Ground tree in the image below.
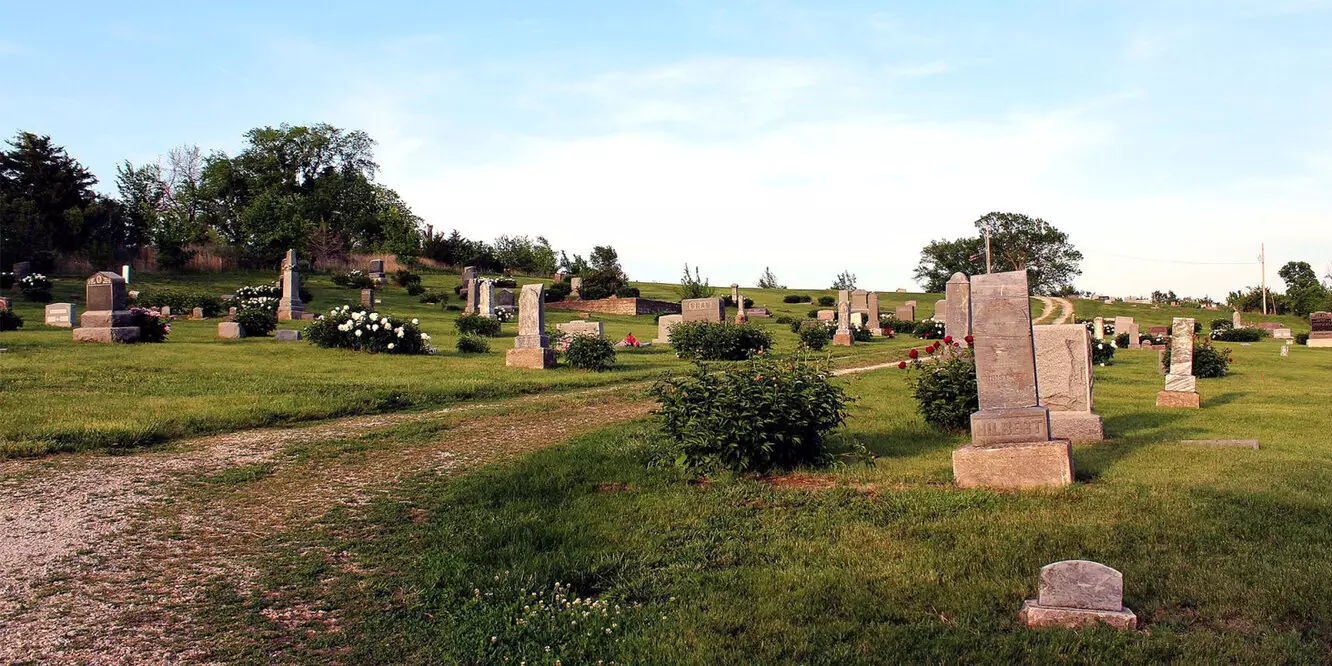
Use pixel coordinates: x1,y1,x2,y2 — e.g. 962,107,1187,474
757,266,784,290
0,131,101,267
493,235,558,275
913,237,986,292
830,270,857,291
1278,260,1330,315
679,264,716,300
581,245,629,300
974,212,1082,294
1279,261,1320,292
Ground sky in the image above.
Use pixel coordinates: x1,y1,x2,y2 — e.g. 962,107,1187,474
1,1,1330,298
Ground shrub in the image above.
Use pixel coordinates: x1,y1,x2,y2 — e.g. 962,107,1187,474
392,269,421,288
0,272,11,290
783,294,812,304
418,289,448,304
494,278,518,289
614,286,641,298
1092,339,1116,366
1296,332,1310,345
1211,326,1264,342
134,287,224,317
1211,318,1234,332
130,307,172,343
546,281,572,302
852,325,873,342
798,324,830,350
456,334,490,354
721,296,754,309
455,313,502,337
914,319,945,339
233,307,277,337
306,306,433,354
775,315,795,326
1163,341,1231,378
234,284,281,300
807,308,821,319
331,270,374,289
817,296,835,307
494,308,515,323
879,316,913,336
902,341,977,431
564,334,617,371
650,355,851,473
1193,321,1203,334
19,273,52,302
669,321,773,361
406,283,426,296
0,308,23,331
1115,332,1131,348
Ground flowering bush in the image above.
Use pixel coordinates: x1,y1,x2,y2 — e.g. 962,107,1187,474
651,354,851,473
331,269,374,289
494,308,515,324
456,313,502,337
0,308,23,331
1210,318,1234,332
234,284,281,300
306,306,433,354
900,337,977,431
19,273,52,302
1212,326,1265,342
1163,341,1232,378
798,322,831,350
130,307,172,342
1092,339,1116,366
880,315,912,335
1078,318,1115,338
668,321,773,361
563,334,616,371
233,307,277,337
1115,332,1131,348
914,319,946,340
456,334,490,354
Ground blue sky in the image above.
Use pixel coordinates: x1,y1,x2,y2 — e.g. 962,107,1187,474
2,1,1330,297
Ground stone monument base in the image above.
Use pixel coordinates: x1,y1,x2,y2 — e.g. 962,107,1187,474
73,327,141,343
1019,600,1137,630
506,347,556,369
1307,332,1332,347
1049,412,1104,442
1155,391,1200,408
953,440,1073,489
277,307,305,322
832,332,854,346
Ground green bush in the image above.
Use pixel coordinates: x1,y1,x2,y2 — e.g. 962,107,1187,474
852,326,873,342
1115,332,1131,348
798,324,830,350
903,344,978,431
1296,332,1310,345
392,269,421,288
563,334,617,371
783,294,811,304
546,281,572,302
721,296,754,309
134,287,224,317
129,307,171,343
650,355,851,473
774,315,795,326
913,319,945,339
879,316,913,336
817,296,835,307
418,289,448,304
614,286,641,298
1211,326,1264,342
1210,318,1234,332
455,334,490,354
454,313,502,337
668,321,773,361
332,270,374,289
232,307,277,337
18,274,52,302
0,309,23,331
787,319,803,334
307,307,432,354
807,308,820,319
494,278,518,289
1163,341,1232,378
1092,338,1115,366
406,283,426,296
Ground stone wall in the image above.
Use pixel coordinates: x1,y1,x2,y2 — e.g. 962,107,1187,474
546,297,681,316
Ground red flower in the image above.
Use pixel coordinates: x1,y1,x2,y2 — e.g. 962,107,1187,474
908,348,919,359
964,335,974,345
1228,357,1234,362
898,361,908,369
943,335,953,344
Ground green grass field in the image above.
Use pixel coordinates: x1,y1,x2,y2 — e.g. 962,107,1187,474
191,335,1332,664
0,271,928,456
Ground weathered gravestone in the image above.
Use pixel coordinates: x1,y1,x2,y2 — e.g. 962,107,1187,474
12,262,31,285
569,276,583,299
735,288,748,324
1112,316,1136,348
952,270,1073,489
160,306,172,317
681,298,724,324
1157,317,1200,408
850,290,869,313
496,289,515,307
557,320,604,337
463,278,480,314
368,258,386,284
1034,324,1104,442
816,309,835,322
361,288,375,312
867,292,883,335
506,284,555,369
1233,310,1243,328
44,303,76,328
833,290,854,346
218,322,245,339
933,298,947,323
1019,560,1137,630
72,272,140,343
1281,344,1289,357
731,284,740,304
1274,328,1292,339
945,273,972,340
1309,312,1332,347
191,307,205,320
461,266,478,282
275,329,302,342
894,303,916,321
477,280,496,318
1149,326,1169,337
277,249,305,321
1093,317,1105,341
653,314,683,344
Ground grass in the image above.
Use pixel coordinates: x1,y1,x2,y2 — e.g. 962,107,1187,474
197,336,1332,664
0,270,926,457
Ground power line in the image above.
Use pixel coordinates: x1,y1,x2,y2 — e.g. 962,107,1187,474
1096,251,1259,266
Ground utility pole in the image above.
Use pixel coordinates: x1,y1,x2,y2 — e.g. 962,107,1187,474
985,228,992,274
1261,243,1267,316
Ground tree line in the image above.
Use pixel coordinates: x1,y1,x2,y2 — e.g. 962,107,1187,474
913,212,1083,295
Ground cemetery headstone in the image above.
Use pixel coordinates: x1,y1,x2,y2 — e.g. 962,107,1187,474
945,273,971,340
681,298,724,323
192,307,205,320
868,292,883,335
1281,344,1289,357
0,296,10,310
653,314,683,344
461,266,478,282
1273,328,1292,339
735,288,748,324
1019,560,1137,630
1112,316,1136,348
1232,310,1242,328
361,288,375,311
1256,322,1281,332
1309,311,1332,347
1034,324,1104,441
368,258,386,284
45,303,76,328
277,249,305,321
1149,326,1169,337
833,290,853,346
160,306,171,317
275,329,302,342
121,265,131,284
506,284,555,369
1093,317,1105,341
12,262,31,285
218,322,245,339
72,272,140,343
731,284,740,304
569,276,583,299
557,320,604,337
894,303,916,321
1157,317,1200,408
816,309,835,321
477,280,496,318
497,289,515,307
850,312,864,328
463,278,480,314
933,298,947,323
953,270,1073,489
850,290,869,313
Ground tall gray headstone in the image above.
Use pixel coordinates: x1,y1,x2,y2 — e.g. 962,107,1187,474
477,279,496,318
833,289,853,346
507,283,555,369
654,314,683,344
1093,317,1105,341
463,278,480,314
868,292,883,335
1157,317,1199,407
277,249,304,321
945,273,971,340
1034,324,1104,441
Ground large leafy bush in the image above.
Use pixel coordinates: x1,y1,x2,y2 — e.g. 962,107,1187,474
233,307,277,337
817,296,835,306
0,309,23,331
783,294,811,304
455,313,502,337
798,323,830,350
564,334,617,371
902,340,978,431
668,321,773,361
456,334,490,354
19,274,52,302
1163,341,1232,378
134,288,224,317
1092,338,1115,366
1211,326,1264,342
306,306,433,354
130,307,172,342
332,270,374,289
650,355,851,473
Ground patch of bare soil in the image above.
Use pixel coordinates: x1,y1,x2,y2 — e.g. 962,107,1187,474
0,386,651,665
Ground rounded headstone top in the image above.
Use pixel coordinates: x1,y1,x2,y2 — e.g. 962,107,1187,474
948,272,970,283
1038,560,1123,611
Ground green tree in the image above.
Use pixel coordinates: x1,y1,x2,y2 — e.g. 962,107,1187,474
974,212,1082,294
830,270,857,291
679,264,716,299
0,132,101,266
913,237,986,292
1279,261,1330,315
580,245,628,300
757,266,784,290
